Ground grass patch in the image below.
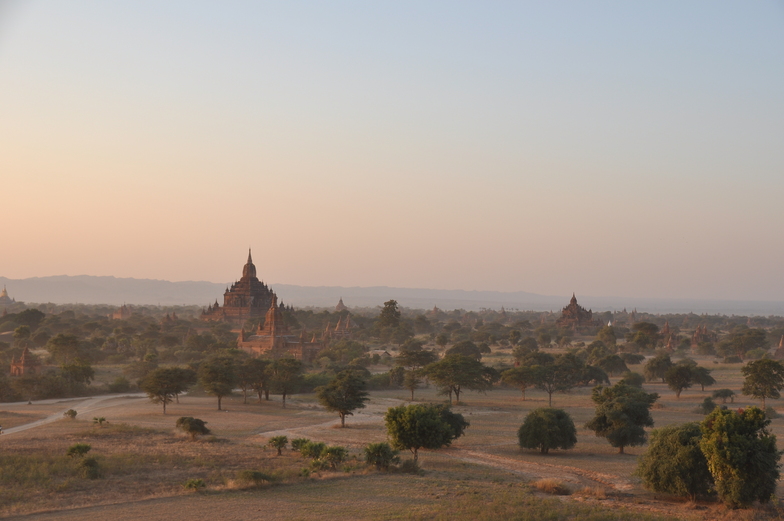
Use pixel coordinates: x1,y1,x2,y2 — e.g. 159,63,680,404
531,478,571,496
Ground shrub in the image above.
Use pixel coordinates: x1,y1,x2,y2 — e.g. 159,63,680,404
183,478,205,491
108,376,132,393
93,417,107,427
63,409,77,419
79,457,101,479
532,478,570,495
637,422,713,500
745,348,768,360
619,372,644,388
268,435,288,456
176,417,211,441
66,443,91,458
235,470,273,487
620,353,645,365
517,408,577,455
300,441,327,459
695,397,717,415
722,356,742,364
291,438,310,452
364,442,400,471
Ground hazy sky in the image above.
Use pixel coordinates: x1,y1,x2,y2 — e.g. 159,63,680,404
1,1,783,300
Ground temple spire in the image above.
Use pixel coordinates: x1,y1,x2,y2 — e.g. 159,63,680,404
248,248,252,264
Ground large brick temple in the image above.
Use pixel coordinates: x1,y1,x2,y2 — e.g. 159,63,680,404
555,294,598,330
200,250,277,324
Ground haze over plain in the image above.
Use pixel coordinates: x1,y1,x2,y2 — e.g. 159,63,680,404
1,1,783,302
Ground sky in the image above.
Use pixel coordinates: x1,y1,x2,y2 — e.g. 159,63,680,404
1,1,783,301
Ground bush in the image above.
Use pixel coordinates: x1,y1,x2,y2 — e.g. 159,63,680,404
63,409,77,419
517,408,577,455
364,442,400,471
722,356,742,364
79,456,101,479
695,397,717,415
320,446,349,469
637,422,713,500
532,478,570,495
183,478,205,491
108,376,132,393
745,348,768,360
66,443,91,458
176,417,211,441
299,441,326,459
620,353,645,365
291,438,310,452
235,470,273,487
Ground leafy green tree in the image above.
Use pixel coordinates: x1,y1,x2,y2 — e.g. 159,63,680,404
364,442,400,470
270,358,303,407
66,443,92,458
13,326,30,348
176,416,211,441
691,366,716,392
512,337,539,362
16,308,45,328
425,354,499,404
268,435,288,456
636,422,712,500
585,382,659,454
531,353,583,406
620,371,645,388
396,340,437,369
664,364,693,398
378,300,401,328
643,352,673,383
434,333,448,348
198,356,238,410
141,367,196,414
579,365,610,386
501,366,537,400
60,358,94,387
741,358,784,408
242,358,272,402
712,388,735,404
316,369,370,427
700,407,780,508
508,329,522,346
517,408,577,454
384,403,469,462
626,322,659,350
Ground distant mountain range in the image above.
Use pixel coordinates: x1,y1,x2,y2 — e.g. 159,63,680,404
1,275,783,316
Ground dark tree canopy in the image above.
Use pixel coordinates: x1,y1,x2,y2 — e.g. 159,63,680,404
531,353,583,406
718,326,769,360
141,367,196,414
270,358,304,407
637,422,713,500
176,416,211,441
664,364,694,398
384,403,469,462
585,382,659,454
517,408,577,454
643,353,673,383
445,340,483,360
501,366,537,400
378,300,401,329
316,369,370,427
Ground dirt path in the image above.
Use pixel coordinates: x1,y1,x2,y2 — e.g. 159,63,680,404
1,394,146,437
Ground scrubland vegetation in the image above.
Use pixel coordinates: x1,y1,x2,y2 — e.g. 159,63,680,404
3,300,784,518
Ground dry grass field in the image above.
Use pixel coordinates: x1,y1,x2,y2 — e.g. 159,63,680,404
1,353,783,520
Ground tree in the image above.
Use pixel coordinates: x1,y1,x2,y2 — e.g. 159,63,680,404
712,388,735,404
270,358,303,407
517,408,577,455
268,435,288,456
700,407,780,508
620,371,645,388
176,416,211,441
585,382,659,454
718,326,769,360
66,443,92,458
596,355,628,377
402,369,422,401
741,358,784,408
141,367,196,414
691,366,716,391
60,358,95,387
501,366,537,400
636,422,712,501
198,356,238,411
512,337,539,363
643,352,673,382
508,329,522,346
244,358,272,402
626,322,659,350
425,354,499,404
46,334,82,364
531,353,583,406
316,369,370,427
384,403,469,462
396,341,437,369
364,442,400,470
596,325,617,347
445,340,483,360
378,300,401,328
664,364,693,398
13,326,30,348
